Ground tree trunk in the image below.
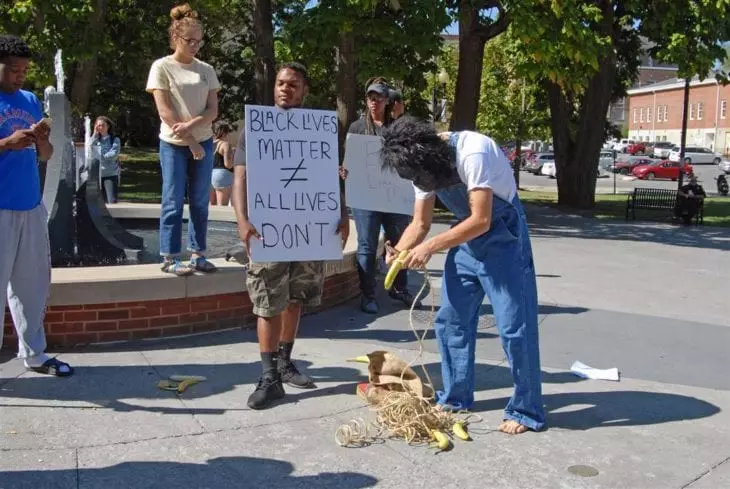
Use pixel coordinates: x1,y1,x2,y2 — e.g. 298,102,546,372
68,0,108,114
546,0,616,209
253,0,275,106
449,5,485,131
335,29,358,161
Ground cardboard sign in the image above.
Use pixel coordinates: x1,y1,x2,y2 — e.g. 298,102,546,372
244,105,342,262
344,133,414,216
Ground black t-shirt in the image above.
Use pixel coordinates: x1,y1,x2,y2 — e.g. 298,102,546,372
680,183,706,197
347,117,385,136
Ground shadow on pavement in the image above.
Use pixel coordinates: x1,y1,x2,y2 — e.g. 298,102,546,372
0,360,367,415
471,390,721,430
525,205,730,251
0,456,379,489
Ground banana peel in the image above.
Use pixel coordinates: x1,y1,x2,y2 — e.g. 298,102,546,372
346,355,370,364
157,375,207,393
452,421,471,441
384,250,409,290
430,430,451,451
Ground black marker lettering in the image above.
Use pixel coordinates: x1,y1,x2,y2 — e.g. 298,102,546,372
261,223,278,248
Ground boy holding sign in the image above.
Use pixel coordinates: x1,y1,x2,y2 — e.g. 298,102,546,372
232,63,349,410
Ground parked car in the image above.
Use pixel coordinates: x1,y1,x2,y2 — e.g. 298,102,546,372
632,160,693,180
524,153,555,174
541,161,556,178
652,141,674,159
668,146,722,164
611,156,656,175
614,139,636,153
719,159,730,174
627,142,647,155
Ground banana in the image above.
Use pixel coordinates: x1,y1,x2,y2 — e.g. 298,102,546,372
431,430,450,451
452,422,471,441
346,356,370,364
384,250,409,290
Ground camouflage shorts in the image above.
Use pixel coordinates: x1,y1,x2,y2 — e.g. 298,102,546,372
245,261,324,317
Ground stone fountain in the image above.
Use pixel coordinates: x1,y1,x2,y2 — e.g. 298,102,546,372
42,50,144,267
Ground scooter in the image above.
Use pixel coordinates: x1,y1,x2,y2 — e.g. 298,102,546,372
717,174,729,196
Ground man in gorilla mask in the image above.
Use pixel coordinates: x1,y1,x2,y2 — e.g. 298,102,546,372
381,116,544,435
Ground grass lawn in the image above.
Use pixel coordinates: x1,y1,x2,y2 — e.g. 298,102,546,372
118,148,730,227
518,190,730,227
118,147,162,203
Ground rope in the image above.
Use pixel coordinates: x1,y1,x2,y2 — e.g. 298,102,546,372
336,267,481,447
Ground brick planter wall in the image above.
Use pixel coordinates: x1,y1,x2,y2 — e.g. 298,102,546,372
3,269,359,348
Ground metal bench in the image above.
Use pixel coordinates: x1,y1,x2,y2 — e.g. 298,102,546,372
625,187,704,224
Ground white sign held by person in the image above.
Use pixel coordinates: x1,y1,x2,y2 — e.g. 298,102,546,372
343,133,415,216
245,105,342,262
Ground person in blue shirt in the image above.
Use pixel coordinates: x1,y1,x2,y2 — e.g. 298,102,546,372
382,116,543,435
0,34,74,377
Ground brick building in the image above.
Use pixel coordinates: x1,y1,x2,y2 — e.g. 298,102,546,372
607,47,678,130
626,76,729,155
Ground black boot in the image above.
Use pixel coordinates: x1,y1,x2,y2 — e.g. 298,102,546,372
278,342,315,389
247,352,285,410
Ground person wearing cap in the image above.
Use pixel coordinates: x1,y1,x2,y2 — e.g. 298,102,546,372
389,88,405,120
674,174,705,225
344,78,419,314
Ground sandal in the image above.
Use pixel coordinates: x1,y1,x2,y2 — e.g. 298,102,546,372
161,259,195,277
27,358,74,377
190,256,217,273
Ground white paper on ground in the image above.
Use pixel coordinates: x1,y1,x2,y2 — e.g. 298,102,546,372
570,361,620,381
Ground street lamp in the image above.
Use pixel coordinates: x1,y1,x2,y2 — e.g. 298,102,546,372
438,69,449,86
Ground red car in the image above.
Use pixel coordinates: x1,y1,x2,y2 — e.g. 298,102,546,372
627,143,647,155
632,160,693,180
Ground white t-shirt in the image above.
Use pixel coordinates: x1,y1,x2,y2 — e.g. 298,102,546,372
146,56,221,145
413,131,516,203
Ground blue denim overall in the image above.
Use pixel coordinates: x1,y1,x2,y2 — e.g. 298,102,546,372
433,177,545,430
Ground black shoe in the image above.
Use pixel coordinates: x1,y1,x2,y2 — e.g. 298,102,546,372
247,374,285,410
389,289,422,309
279,361,315,389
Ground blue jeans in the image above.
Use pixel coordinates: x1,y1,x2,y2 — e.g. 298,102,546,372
352,209,411,299
159,138,214,257
434,195,545,431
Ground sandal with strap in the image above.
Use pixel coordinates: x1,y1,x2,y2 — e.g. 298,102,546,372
161,259,195,277
190,256,217,273
27,358,74,377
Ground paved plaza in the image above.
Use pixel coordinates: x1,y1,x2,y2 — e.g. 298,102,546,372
2,204,730,489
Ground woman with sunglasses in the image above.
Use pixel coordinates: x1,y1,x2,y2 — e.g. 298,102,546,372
146,3,220,276
344,78,419,314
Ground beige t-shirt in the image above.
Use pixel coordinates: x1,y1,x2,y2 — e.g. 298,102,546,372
146,56,221,145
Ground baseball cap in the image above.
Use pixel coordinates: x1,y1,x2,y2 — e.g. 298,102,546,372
389,89,403,102
366,83,390,97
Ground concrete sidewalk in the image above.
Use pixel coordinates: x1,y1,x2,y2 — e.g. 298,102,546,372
2,206,729,489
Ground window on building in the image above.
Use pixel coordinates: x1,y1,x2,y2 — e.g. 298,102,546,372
647,106,652,122
640,108,645,122
633,108,638,123
689,103,695,120
664,105,669,122
697,102,704,120
721,100,727,119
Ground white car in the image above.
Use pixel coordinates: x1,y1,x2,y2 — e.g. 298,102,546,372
719,160,730,174
668,146,722,164
541,161,557,178
652,141,674,158
613,139,635,153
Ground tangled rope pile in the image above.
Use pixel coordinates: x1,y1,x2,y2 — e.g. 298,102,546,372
336,266,480,449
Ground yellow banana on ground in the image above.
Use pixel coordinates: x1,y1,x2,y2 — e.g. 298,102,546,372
346,356,370,364
384,250,409,290
452,421,471,441
431,430,450,451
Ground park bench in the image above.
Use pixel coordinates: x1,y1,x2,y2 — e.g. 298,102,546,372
625,187,704,224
